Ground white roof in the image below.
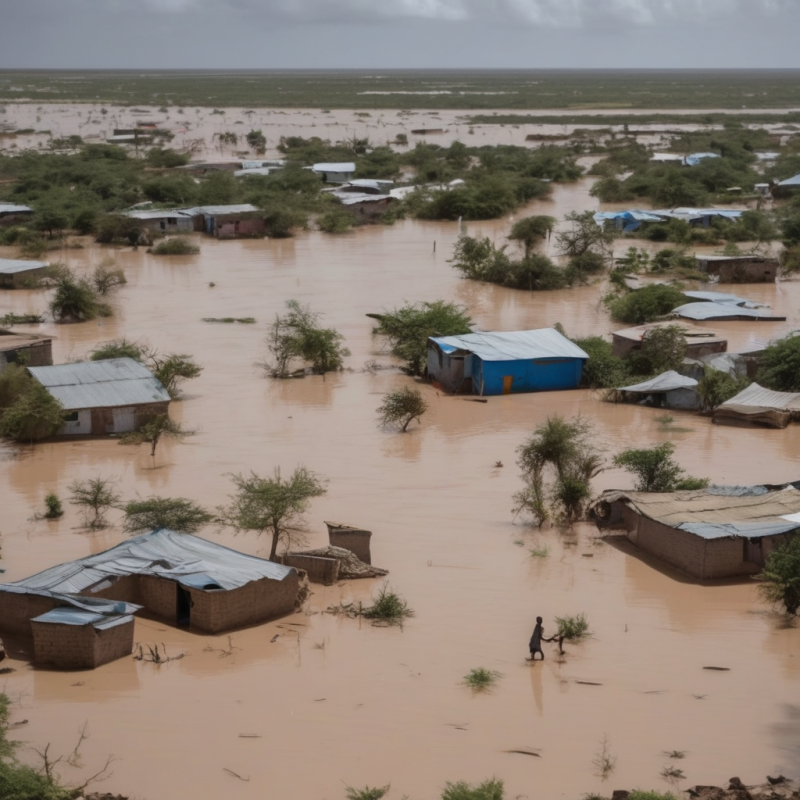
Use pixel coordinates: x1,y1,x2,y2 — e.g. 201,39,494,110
620,371,698,393
123,209,193,220
718,382,800,413
185,204,259,216
332,191,393,206
778,173,800,187
312,162,355,173
0,528,295,597
234,167,275,177
682,290,765,307
0,258,48,274
672,302,785,322
430,328,589,362
348,179,394,190
28,357,170,411
0,203,32,214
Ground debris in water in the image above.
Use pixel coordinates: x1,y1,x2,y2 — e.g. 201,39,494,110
238,734,261,739
576,680,603,686
270,634,279,643
703,666,730,671
223,768,250,782
503,748,541,757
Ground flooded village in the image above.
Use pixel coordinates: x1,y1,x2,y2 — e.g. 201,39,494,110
0,79,799,800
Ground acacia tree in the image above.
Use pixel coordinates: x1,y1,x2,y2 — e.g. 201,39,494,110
218,467,328,561
508,215,556,259
119,414,191,460
377,386,428,432
123,496,213,534
757,537,800,615
69,476,121,529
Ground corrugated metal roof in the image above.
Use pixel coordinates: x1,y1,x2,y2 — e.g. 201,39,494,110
430,328,589,362
718,382,800,412
695,255,773,263
672,302,785,321
0,204,32,214
28,357,170,411
682,290,764,306
332,191,393,206
348,179,394,190
122,209,192,220
1,529,295,599
683,152,721,166
612,321,724,345
0,258,48,274
312,162,355,173
778,173,800,187
32,607,133,629
187,204,259,216
593,487,800,539
620,370,698,393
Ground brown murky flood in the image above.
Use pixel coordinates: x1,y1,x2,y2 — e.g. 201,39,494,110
1,111,799,800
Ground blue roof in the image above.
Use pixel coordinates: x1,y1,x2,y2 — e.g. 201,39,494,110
683,153,721,166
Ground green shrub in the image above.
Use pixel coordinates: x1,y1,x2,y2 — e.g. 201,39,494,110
626,325,687,376
441,778,504,800
369,300,472,376
49,268,111,322
95,214,145,246
44,493,64,519
123,497,214,534
318,208,358,233
376,386,428,432
697,368,750,412
362,584,414,626
756,536,800,615
0,382,64,441
758,332,800,393
571,337,629,389
90,338,145,361
344,784,391,800
463,667,501,691
606,284,688,324
555,613,590,640
613,442,709,492
149,237,200,256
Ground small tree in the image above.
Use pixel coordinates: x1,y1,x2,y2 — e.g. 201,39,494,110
514,415,603,527
264,300,349,377
148,354,203,398
758,332,800,393
508,215,556,259
246,129,267,154
368,300,472,376
376,386,428,432
218,467,328,561
69,476,121,529
90,338,145,362
697,367,750,412
92,261,127,295
44,493,64,519
605,284,688,325
613,442,709,493
119,414,191,459
0,382,64,442
627,325,687,376
556,210,613,260
48,267,111,323
756,536,800,615
123,497,213,534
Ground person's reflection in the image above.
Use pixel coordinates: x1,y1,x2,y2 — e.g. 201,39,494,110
529,659,544,716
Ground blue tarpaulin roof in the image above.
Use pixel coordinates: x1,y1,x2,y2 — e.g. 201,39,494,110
683,153,721,166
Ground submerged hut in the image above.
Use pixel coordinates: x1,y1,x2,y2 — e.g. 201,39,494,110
312,162,356,183
590,486,800,579
695,255,778,284
0,258,50,289
28,357,170,436
0,329,53,373
617,371,701,410
713,383,800,429
427,328,588,396
186,204,265,239
611,321,727,360
0,529,303,668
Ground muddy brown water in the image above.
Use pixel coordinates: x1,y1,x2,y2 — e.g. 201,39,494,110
1,112,799,800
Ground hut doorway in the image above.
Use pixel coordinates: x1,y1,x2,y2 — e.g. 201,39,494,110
744,537,764,567
176,585,191,626
502,376,513,395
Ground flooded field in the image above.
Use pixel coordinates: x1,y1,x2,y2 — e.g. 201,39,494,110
0,111,799,800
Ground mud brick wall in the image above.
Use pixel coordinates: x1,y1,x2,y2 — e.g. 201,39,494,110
633,517,708,579
328,529,372,565
84,574,142,605
282,554,340,585
189,574,300,633
93,621,136,667
32,621,95,669
138,575,178,623
0,592,59,636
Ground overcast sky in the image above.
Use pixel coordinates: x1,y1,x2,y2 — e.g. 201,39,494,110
1,0,798,69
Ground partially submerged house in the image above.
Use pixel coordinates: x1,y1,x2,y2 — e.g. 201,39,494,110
713,383,800,429
0,329,53,373
121,209,194,234
590,486,800,580
617,371,701,410
428,328,588,396
186,204,265,239
0,203,33,226
695,254,778,284
611,321,727,360
595,208,744,233
312,162,356,184
330,189,395,220
0,529,302,668
0,258,50,289
673,291,785,322
28,357,170,436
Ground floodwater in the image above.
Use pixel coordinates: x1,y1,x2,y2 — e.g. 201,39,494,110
1,113,800,800
3,102,798,159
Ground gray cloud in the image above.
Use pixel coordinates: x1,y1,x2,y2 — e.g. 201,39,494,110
138,0,790,27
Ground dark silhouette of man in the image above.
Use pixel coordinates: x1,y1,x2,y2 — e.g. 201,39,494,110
528,616,546,661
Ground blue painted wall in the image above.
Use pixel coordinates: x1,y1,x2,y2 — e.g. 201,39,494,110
472,357,584,396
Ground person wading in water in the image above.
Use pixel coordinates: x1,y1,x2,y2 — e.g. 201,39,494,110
528,616,547,661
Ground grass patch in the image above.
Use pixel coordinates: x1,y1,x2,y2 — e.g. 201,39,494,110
362,584,414,626
344,784,390,800
463,667,501,691
555,613,590,640
529,544,550,558
202,317,256,324
0,313,45,326
148,237,200,256
442,777,504,800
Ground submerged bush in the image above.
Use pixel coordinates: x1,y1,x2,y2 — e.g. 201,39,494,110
0,381,64,442
606,284,688,324
756,536,800,616
758,332,800,393
49,267,112,322
362,584,414,626
149,237,200,256
697,367,750,412
376,386,428,432
571,336,629,389
441,778,505,800
555,613,591,640
613,442,709,493
462,668,501,691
